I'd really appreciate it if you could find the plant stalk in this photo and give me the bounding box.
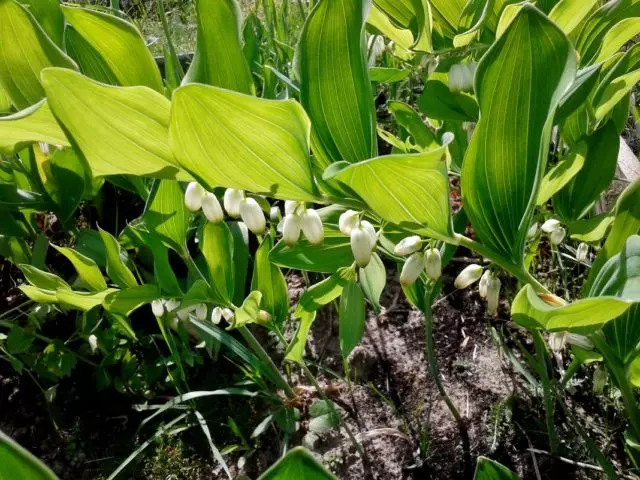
[532,329,559,455]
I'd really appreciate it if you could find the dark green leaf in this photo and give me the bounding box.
[251,234,289,325]
[339,280,366,360]
[257,447,336,480]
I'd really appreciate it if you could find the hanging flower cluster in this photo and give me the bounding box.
[281,201,324,246]
[453,264,502,316]
[394,235,442,285]
[339,210,377,267]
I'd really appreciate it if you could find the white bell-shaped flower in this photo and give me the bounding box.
[449,64,465,92]
[185,182,206,212]
[394,236,421,256]
[240,198,266,234]
[565,333,594,350]
[211,307,223,325]
[339,210,359,235]
[550,227,566,245]
[151,299,165,317]
[360,220,377,248]
[576,242,589,263]
[223,189,245,218]
[164,298,180,312]
[400,253,425,286]
[222,308,234,321]
[541,219,561,233]
[486,275,501,316]
[350,225,373,267]
[282,213,302,246]
[301,209,324,245]
[285,200,300,216]
[454,264,483,289]
[478,270,491,298]
[195,303,208,321]
[202,193,224,223]
[425,249,442,281]
[548,332,567,352]
[88,334,98,353]
[526,222,539,239]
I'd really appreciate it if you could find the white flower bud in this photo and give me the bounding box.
[576,242,589,263]
[239,198,266,234]
[550,227,566,246]
[478,270,490,298]
[526,222,539,239]
[88,334,98,353]
[164,298,180,312]
[425,249,441,281]
[211,307,223,325]
[282,213,301,246]
[221,308,234,321]
[185,182,206,212]
[449,64,465,92]
[400,253,425,286]
[285,201,300,216]
[223,189,244,218]
[486,275,501,316]
[548,332,567,352]
[541,219,561,233]
[202,193,224,223]
[454,264,483,289]
[195,303,207,321]
[151,299,165,317]
[350,226,373,268]
[339,210,359,235]
[394,236,421,256]
[593,366,607,393]
[565,333,594,350]
[360,220,377,248]
[301,209,324,245]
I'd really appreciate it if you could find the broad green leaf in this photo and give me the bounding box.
[21,0,64,47]
[575,0,640,66]
[170,84,316,202]
[57,288,118,312]
[98,227,138,289]
[418,80,479,122]
[372,0,432,51]
[604,305,640,364]
[231,291,262,328]
[567,214,613,243]
[628,351,640,386]
[251,234,289,325]
[257,447,336,480]
[429,0,466,35]
[367,4,414,52]
[454,0,494,47]
[511,285,632,332]
[270,225,353,273]
[554,122,620,220]
[461,5,575,265]
[201,221,235,305]
[0,430,59,480]
[339,280,366,360]
[61,6,163,91]
[536,143,585,206]
[586,179,640,292]
[592,69,640,123]
[0,100,69,156]
[19,264,70,291]
[52,245,107,292]
[229,221,250,306]
[41,148,86,227]
[183,0,254,94]
[143,180,189,253]
[589,235,640,302]
[64,27,119,86]
[18,285,58,304]
[0,0,76,109]
[297,0,377,168]
[555,63,602,122]
[285,310,317,364]
[103,284,160,315]
[548,0,599,35]
[75,228,106,268]
[359,253,386,313]
[474,456,519,480]
[593,17,640,64]
[494,1,528,38]
[294,268,355,316]
[388,101,438,150]
[326,149,453,240]
[41,69,184,179]
[369,67,411,83]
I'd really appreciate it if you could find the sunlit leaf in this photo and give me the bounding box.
[257,447,336,480]
[21,0,64,47]
[0,101,68,156]
[359,252,386,313]
[251,234,289,326]
[285,310,317,365]
[367,4,414,51]
[548,0,599,35]
[537,143,585,206]
[143,180,189,253]
[103,284,160,316]
[201,221,235,305]
[418,80,479,122]
[98,227,138,289]
[52,245,107,292]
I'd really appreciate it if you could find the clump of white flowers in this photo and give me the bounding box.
[184,182,224,223]
[449,62,477,93]
[367,35,385,66]
[541,219,566,245]
[211,306,234,325]
[281,201,324,246]
[453,265,501,315]
[395,236,442,285]
[338,210,377,267]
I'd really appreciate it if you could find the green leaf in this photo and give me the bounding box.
[575,0,640,66]
[592,69,640,124]
[536,143,585,206]
[143,180,189,253]
[19,264,70,291]
[0,101,68,156]
[339,280,366,360]
[548,0,599,35]
[367,4,414,52]
[589,235,640,301]
[511,285,632,332]
[41,68,184,179]
[554,122,620,220]
[0,430,59,480]
[555,63,602,122]
[21,0,64,47]
[603,305,640,364]
[593,17,640,64]
[297,0,377,167]
[372,0,432,51]
[61,6,163,91]
[326,149,453,240]
[257,447,336,480]
[369,67,411,83]
[586,179,640,292]
[0,0,76,109]
[103,284,160,316]
[417,80,479,122]
[294,268,355,317]
[251,234,289,326]
[473,456,519,480]
[454,0,494,48]
[388,101,438,150]
[75,228,106,268]
[429,0,465,36]
[64,27,119,86]
[359,253,385,313]
[18,285,58,304]
[567,214,613,243]
[98,227,138,289]
[184,0,254,94]
[44,148,87,227]
[229,221,250,306]
[285,310,317,364]
[460,5,575,265]
[52,245,107,292]
[232,291,262,328]
[170,84,316,202]
[57,288,118,311]
[7,327,35,355]
[201,222,235,305]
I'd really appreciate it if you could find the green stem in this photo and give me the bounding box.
[423,305,472,476]
[532,330,559,454]
[110,0,119,10]
[156,0,184,81]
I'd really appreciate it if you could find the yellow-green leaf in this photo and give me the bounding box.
[143,180,189,253]
[251,234,288,325]
[98,227,138,289]
[537,142,586,206]
[21,0,64,47]
[548,0,599,35]
[52,245,107,292]
[592,17,640,64]
[257,447,336,480]
[367,4,414,51]
[201,221,235,305]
